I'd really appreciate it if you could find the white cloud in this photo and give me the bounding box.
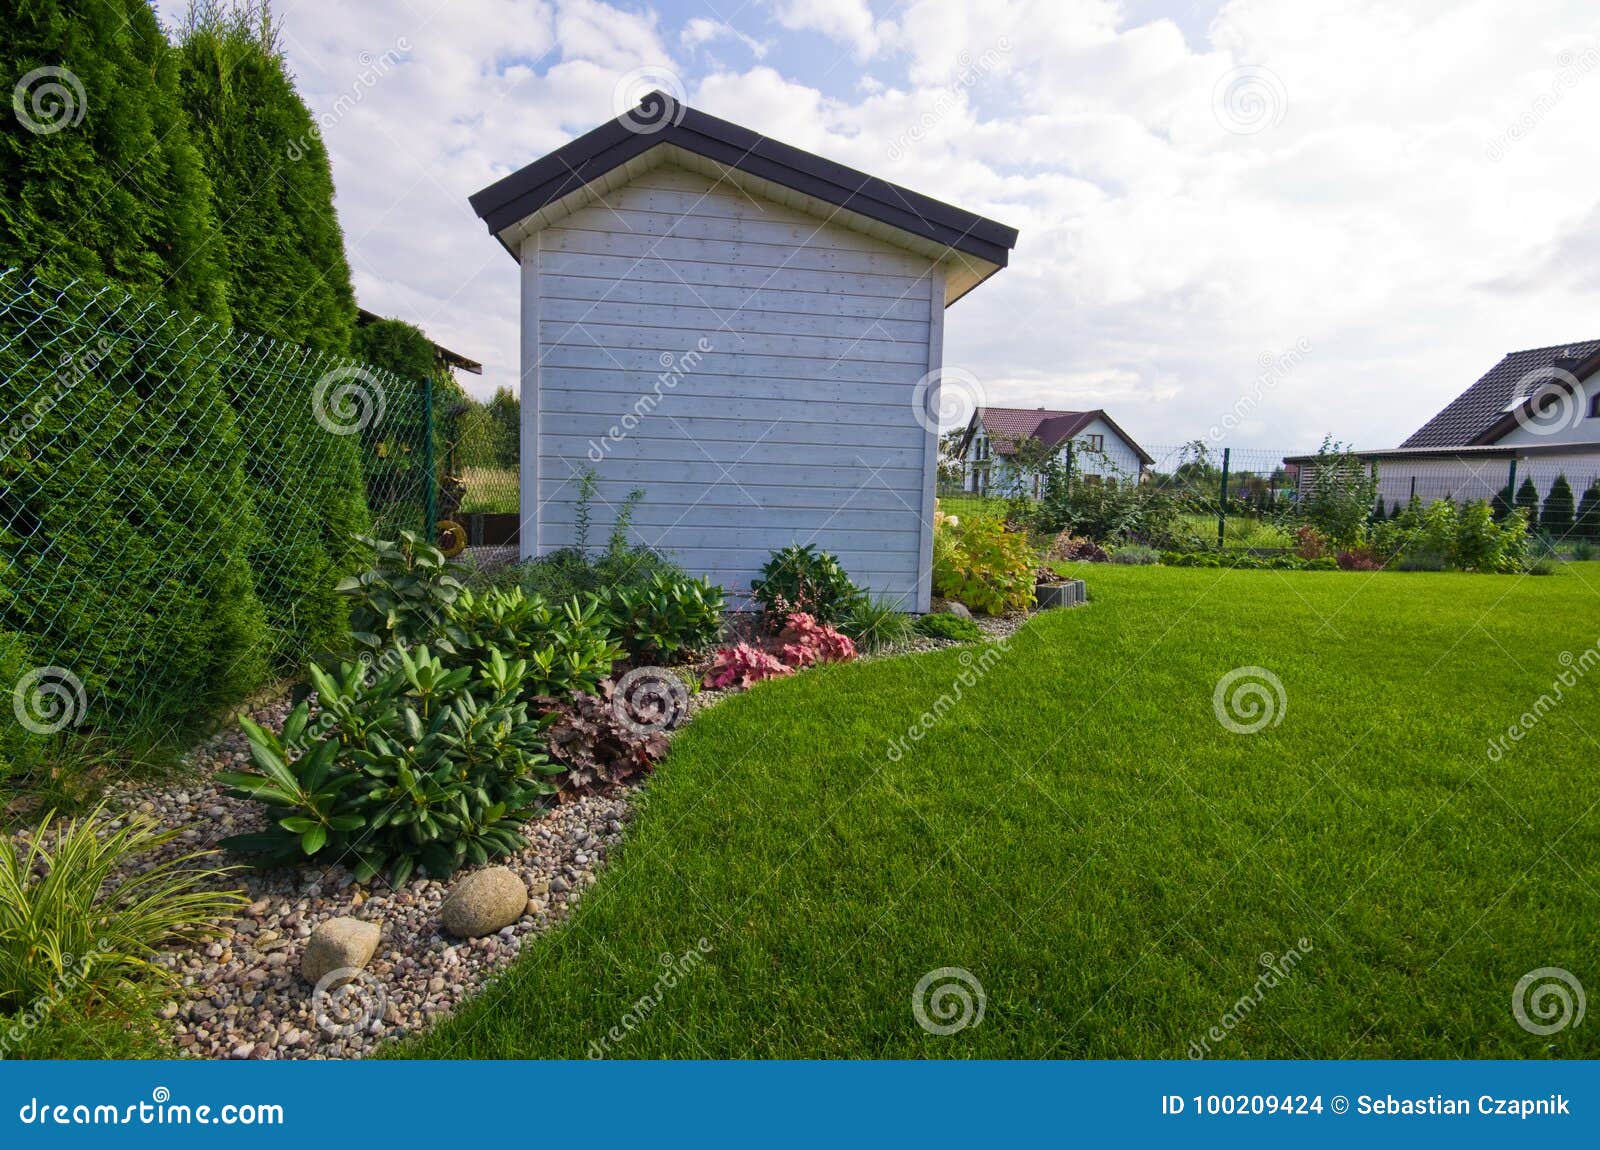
[771,0,890,61]
[154,0,1600,455]
[680,17,770,59]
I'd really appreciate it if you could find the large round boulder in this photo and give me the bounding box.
[440,866,529,938]
[301,916,381,984]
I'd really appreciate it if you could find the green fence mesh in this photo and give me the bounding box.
[0,271,436,752]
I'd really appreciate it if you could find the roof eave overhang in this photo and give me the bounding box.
[470,95,1017,306]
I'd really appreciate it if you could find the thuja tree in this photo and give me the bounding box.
[176,1,371,666]
[1540,474,1575,539]
[1515,477,1540,520]
[1576,481,1600,540]
[0,0,229,318]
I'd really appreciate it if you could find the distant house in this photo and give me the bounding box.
[1286,341,1600,509]
[956,406,1152,496]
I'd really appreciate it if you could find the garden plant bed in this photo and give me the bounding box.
[396,562,1600,1059]
[109,705,634,1060]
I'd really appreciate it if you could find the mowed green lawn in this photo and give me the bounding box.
[404,563,1600,1058]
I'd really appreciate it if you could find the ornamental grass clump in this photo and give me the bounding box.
[0,806,245,1013]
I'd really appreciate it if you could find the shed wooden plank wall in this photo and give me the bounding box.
[520,165,941,608]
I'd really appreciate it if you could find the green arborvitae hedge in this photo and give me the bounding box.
[1515,477,1540,520]
[1540,473,1575,539]
[1576,481,1600,541]
[0,0,229,320]
[0,282,269,738]
[175,4,369,666]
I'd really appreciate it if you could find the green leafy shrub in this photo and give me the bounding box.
[1526,557,1559,576]
[914,613,982,641]
[1160,551,1323,570]
[932,517,1037,615]
[606,572,725,661]
[441,588,621,698]
[1035,474,1181,544]
[841,595,915,651]
[531,686,669,796]
[0,805,245,1014]
[1298,436,1378,547]
[221,647,559,884]
[336,531,465,652]
[751,544,862,625]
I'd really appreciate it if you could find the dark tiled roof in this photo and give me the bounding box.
[469,93,1018,270]
[964,406,1152,464]
[1401,339,1600,448]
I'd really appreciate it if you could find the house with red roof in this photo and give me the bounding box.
[956,406,1152,496]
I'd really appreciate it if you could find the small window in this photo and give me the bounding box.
[1084,434,1105,452]
[1590,393,1600,418]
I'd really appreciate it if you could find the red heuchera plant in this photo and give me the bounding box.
[776,612,856,667]
[703,644,792,690]
[1294,525,1329,560]
[1336,546,1384,571]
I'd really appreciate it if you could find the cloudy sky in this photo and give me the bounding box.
[158,0,1600,452]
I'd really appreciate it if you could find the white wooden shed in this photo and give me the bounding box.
[468,93,1018,611]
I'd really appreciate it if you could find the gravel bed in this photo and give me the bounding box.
[112,707,634,1061]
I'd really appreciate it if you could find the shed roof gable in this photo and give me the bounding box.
[469,93,1019,306]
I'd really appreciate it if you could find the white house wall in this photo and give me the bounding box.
[1496,368,1600,447]
[520,165,941,609]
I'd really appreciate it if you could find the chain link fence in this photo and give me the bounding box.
[1,272,436,752]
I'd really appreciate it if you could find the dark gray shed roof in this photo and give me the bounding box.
[468,92,1019,271]
[1401,339,1600,447]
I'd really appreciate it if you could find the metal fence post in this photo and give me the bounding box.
[422,373,437,543]
[1506,458,1518,515]
[1216,447,1231,549]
